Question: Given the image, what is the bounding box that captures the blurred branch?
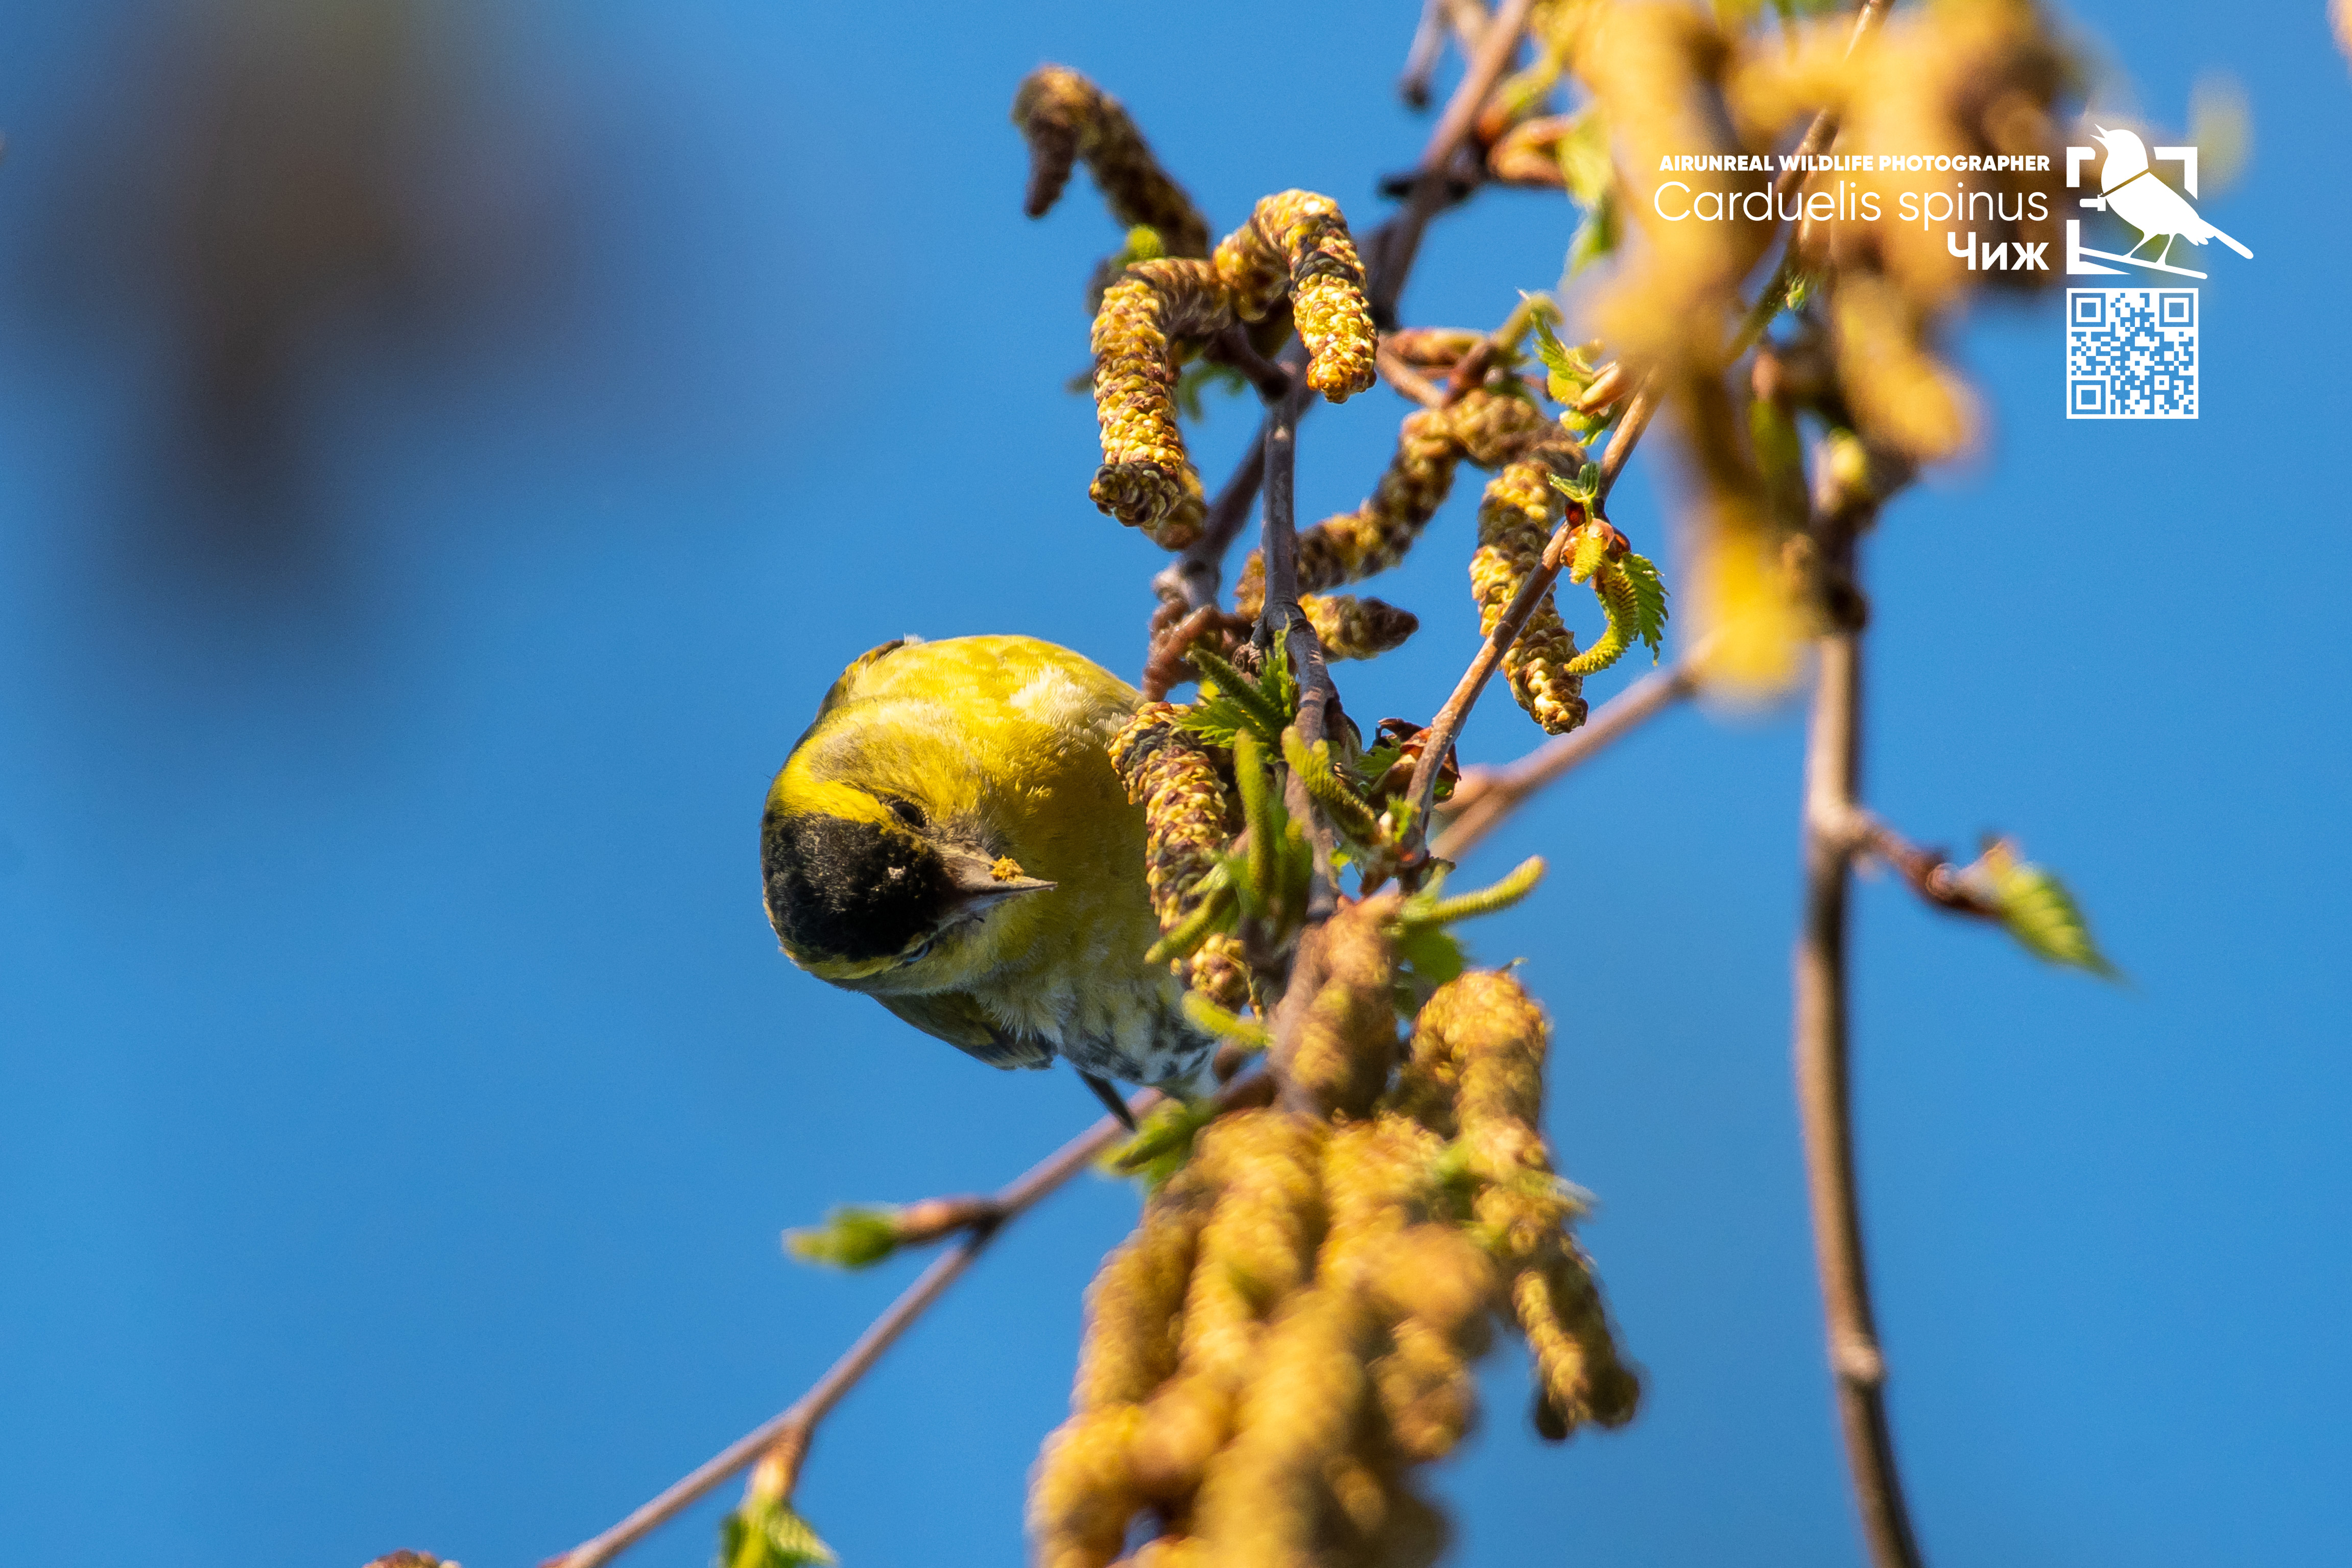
[1794,614,1925,1568]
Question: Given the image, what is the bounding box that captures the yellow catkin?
[1408,972,1641,1440]
[1176,1111,1329,1392]
[1011,66,1210,258]
[1830,274,1977,463]
[1127,1370,1236,1503]
[1515,1243,1643,1432]
[1288,901,1403,1120]
[1073,1159,1220,1413]
[1234,387,1562,619]
[1471,462,1587,736]
[1300,593,1418,662]
[1212,191,1377,401]
[1108,705,1248,1010]
[1031,1403,1149,1568]
[1371,1315,1478,1463]
[1089,258,1236,545]
[1190,1285,1378,1568]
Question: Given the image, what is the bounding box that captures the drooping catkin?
[1190,1284,1379,1568]
[1471,462,1588,735]
[1031,1403,1150,1568]
[1287,900,1403,1119]
[1300,593,1418,661]
[1108,704,1250,1011]
[1408,972,1641,1439]
[1211,192,1377,401]
[1177,1110,1329,1392]
[1073,1159,1219,1412]
[1090,259,1236,545]
[1012,66,1210,258]
[1516,1243,1643,1432]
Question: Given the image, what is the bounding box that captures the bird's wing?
[875,991,1055,1070]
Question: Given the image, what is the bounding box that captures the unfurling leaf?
[1102,1097,1222,1189]
[720,1494,837,1568]
[1619,551,1670,662]
[1975,840,2120,979]
[785,1206,902,1270]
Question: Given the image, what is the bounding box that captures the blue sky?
[1,2,2345,1565]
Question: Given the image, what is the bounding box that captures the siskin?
[762,635,1213,1120]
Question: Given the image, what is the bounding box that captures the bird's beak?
[939,843,1055,914]
[2091,125,2110,145]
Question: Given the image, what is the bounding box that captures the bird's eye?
[884,796,927,831]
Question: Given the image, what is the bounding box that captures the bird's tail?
[2208,224,2253,259]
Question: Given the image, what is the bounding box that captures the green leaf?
[1394,921,1467,990]
[720,1496,837,1568]
[1564,187,1620,278]
[1554,110,1614,208]
[1979,843,2120,978]
[1103,1097,1222,1191]
[1528,314,1596,405]
[784,1207,901,1270]
[1619,552,1670,662]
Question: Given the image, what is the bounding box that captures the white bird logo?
[2081,126,2252,269]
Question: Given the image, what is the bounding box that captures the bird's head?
[761,739,1054,988]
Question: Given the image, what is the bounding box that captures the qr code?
[2066,288,2196,419]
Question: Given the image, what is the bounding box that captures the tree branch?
[1795,584,1924,1568]
[1432,658,1699,861]
[541,1086,1174,1568]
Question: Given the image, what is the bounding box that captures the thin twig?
[1397,0,1448,108]
[1375,340,1449,408]
[1432,658,1698,860]
[542,1088,1163,1568]
[1376,0,1536,322]
[1795,611,1925,1568]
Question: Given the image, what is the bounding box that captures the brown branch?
[1795,613,1924,1568]
[541,1087,1166,1568]
[1375,339,1448,407]
[1154,0,1536,613]
[1432,658,1699,861]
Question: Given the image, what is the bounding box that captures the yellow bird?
[761,634,1209,1121]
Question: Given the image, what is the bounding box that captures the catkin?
[1074,1162,1218,1412]
[1471,462,1588,735]
[1031,1404,1149,1568]
[1300,594,1418,661]
[1177,1111,1329,1391]
[1108,704,1249,1010]
[1090,259,1236,545]
[1288,902,1404,1119]
[1191,1284,1378,1568]
[1012,66,1210,257]
[1212,192,1377,401]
